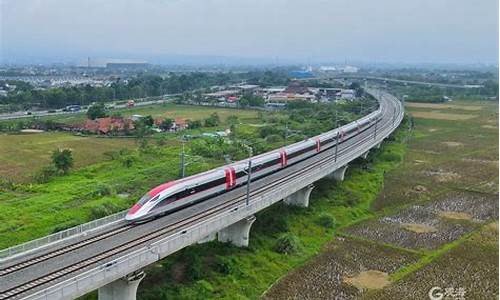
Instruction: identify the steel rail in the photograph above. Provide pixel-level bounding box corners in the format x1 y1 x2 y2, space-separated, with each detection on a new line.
1 101 400 300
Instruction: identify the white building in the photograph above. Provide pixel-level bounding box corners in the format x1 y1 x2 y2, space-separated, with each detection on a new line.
341 66 359 73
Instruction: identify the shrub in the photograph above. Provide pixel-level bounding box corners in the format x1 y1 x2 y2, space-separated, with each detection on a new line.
34 165 58 183
184 250 204 281
274 233 302 254
86 103 107 120
51 148 74 174
119 154 137 168
316 213 337 228
187 119 202 129
379 152 402 162
51 221 80 233
204 112 220 127
214 256 232 275
254 206 289 235
103 150 120 160
90 202 120 220
266 134 283 143
95 184 115 196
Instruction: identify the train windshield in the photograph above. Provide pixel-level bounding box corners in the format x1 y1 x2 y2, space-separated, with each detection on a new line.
138 194 153 204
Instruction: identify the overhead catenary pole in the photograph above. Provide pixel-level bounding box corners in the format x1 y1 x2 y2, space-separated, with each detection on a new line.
243 144 253 206
180 137 186 178
335 132 339 162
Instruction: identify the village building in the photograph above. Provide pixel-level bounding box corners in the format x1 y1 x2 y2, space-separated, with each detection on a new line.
83 117 135 135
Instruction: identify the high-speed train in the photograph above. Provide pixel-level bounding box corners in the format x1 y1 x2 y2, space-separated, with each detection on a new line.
125 107 383 222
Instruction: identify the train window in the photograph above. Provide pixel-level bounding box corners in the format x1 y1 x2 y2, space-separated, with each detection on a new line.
164 196 177 204
138 194 153 204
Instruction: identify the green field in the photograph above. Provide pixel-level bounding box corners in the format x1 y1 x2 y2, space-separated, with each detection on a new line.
262 99 498 300
85 125 408 300
0 133 137 182
0 104 266 248
0 104 262 183
18 103 262 126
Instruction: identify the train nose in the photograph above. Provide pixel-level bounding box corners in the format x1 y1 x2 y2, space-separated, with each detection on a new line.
126 203 143 220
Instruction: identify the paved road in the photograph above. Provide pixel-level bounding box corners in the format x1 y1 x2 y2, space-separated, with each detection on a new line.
0 98 173 121
321 75 483 89
0 89 403 300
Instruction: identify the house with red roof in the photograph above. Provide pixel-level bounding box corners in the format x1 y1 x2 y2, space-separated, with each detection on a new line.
83 117 135 135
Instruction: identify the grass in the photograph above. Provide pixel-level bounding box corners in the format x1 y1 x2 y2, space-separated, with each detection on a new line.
357 99 498 298
0 104 262 183
0 132 137 183
365 222 498 299
0 145 222 249
110 124 410 300
9 103 262 126
260 98 497 299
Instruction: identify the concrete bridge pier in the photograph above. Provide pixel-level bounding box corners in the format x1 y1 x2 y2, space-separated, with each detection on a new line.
375 142 382 149
218 215 256 247
328 165 348 181
98 271 145 300
284 184 315 207
361 151 369 159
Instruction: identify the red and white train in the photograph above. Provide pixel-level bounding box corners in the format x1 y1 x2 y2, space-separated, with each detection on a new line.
125 108 383 222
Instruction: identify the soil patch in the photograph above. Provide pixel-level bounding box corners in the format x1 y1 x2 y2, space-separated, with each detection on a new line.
20 129 45 133
428 128 438 132
412 185 428 193
482 125 497 129
261 238 419 300
411 111 476 121
487 222 498 232
442 141 463 147
438 211 472 221
406 102 483 111
343 270 390 290
401 223 437 233
424 169 461 182
461 158 498 166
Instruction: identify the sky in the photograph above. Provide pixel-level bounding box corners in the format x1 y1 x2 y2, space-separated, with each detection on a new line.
1 0 498 65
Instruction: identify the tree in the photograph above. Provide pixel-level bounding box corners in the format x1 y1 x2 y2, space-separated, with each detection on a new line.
226 115 239 132
187 119 202 129
142 115 154 127
349 82 363 97
204 112 220 127
160 118 174 131
86 103 107 120
239 93 265 107
51 148 74 174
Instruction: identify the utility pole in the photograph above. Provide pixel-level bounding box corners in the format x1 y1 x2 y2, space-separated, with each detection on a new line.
284 121 288 144
334 102 339 129
179 137 186 178
335 132 339 162
242 144 253 206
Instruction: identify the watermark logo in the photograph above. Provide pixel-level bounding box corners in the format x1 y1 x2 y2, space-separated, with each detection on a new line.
428 286 466 300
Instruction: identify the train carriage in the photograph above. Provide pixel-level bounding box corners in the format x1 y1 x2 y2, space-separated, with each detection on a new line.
126 106 384 222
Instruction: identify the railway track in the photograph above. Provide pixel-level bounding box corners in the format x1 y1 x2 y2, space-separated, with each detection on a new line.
0 225 133 277
1 94 402 300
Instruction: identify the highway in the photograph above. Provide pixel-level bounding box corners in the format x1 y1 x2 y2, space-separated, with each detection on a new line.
0 88 403 300
321 74 484 89
0 98 173 121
